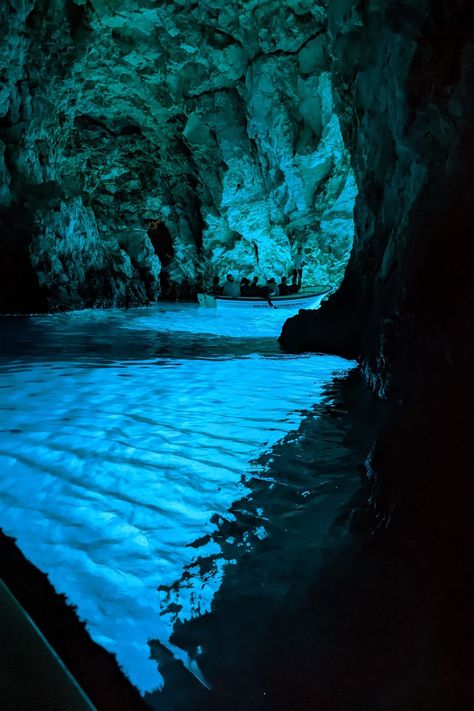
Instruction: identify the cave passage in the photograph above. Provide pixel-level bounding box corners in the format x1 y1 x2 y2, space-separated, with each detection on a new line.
0 0 357 311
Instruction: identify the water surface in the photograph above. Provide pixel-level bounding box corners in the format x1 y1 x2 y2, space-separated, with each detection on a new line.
0 304 356 695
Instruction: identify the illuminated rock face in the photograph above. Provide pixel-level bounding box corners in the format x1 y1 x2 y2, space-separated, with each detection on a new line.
0 0 355 310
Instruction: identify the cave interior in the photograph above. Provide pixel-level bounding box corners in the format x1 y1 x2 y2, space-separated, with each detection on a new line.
0 0 473 709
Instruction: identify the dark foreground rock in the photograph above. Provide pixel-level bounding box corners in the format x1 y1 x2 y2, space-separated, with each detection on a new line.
0 529 148 711
280 3 474 708
281 0 474 401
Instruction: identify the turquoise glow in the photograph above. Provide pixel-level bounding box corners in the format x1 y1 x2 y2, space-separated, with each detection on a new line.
0 305 355 692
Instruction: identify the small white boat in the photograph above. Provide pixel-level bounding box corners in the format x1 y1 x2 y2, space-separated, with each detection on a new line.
197 287 332 310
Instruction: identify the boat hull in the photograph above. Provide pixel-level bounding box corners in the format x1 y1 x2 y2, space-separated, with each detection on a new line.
198 289 332 310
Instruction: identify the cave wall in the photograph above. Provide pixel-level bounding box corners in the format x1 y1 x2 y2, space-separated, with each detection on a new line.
281 0 473 403
1 0 356 311
280 4 474 693
280 0 474 531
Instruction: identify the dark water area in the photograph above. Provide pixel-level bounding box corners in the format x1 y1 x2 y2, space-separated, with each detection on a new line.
147 375 441 711
0 308 281 364
0 304 449 710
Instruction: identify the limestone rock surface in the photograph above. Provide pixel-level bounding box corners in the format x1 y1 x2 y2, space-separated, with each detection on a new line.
0 0 355 310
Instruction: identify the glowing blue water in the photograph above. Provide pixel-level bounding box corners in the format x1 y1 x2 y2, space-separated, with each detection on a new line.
0 304 355 693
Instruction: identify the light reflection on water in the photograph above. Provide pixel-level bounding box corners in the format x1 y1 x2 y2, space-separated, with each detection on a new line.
0 304 355 693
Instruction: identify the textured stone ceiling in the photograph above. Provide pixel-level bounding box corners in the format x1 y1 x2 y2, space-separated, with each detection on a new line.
1 0 356 309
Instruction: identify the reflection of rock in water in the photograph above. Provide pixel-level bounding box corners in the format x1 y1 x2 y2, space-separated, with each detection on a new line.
150 367 474 711
149 639 211 692
147 372 420 711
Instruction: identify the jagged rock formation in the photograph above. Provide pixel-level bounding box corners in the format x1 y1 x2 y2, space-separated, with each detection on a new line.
281 0 473 403
281 3 473 705
0 0 355 311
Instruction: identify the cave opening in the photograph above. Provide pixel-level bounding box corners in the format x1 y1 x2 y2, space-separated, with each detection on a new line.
0 209 48 313
147 220 174 267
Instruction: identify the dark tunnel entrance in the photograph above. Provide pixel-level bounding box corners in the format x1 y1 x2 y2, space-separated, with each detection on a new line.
147 220 174 267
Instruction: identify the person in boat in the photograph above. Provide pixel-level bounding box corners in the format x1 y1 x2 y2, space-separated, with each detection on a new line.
223 273 241 297
263 277 279 308
288 276 300 294
211 276 223 295
240 277 251 296
267 277 279 297
293 249 306 287
278 275 290 296
248 276 260 296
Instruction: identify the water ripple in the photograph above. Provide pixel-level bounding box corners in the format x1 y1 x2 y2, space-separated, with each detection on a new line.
0 306 355 693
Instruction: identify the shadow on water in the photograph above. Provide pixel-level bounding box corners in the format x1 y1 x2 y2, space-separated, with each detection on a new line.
137 372 399 710
144 372 443 711
0 312 281 365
